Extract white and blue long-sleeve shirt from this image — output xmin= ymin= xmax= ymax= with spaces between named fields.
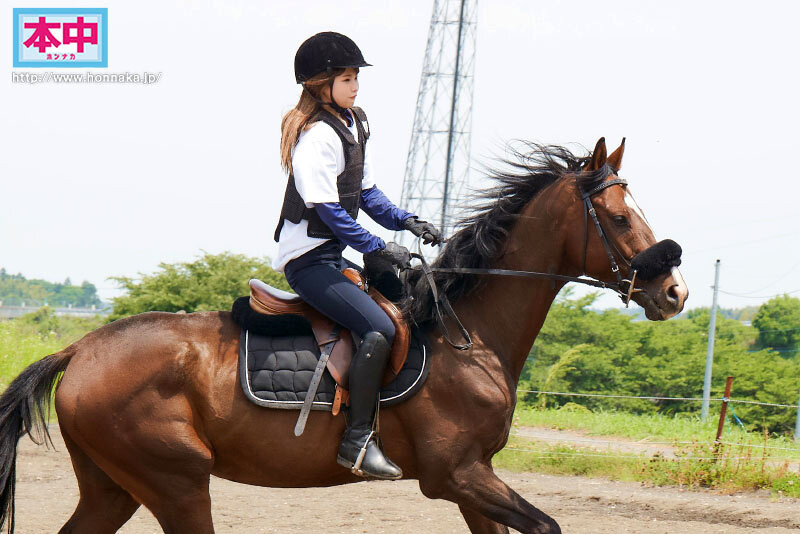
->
xmin=272 ymin=110 xmax=413 ymax=273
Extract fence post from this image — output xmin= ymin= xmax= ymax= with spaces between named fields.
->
xmin=795 ymin=390 xmax=800 ymax=442
xmin=714 ymin=376 xmax=734 ymax=456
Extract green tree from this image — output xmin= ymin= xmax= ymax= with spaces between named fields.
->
xmin=752 ymin=295 xmax=800 ymax=357
xmin=108 ymin=251 xmax=289 ymax=321
xmin=519 ymin=291 xmax=800 ymax=434
xmin=80 ymin=281 xmax=100 ymax=307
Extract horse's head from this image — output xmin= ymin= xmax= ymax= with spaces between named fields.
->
xmin=564 ymin=137 xmax=688 ymax=320
xmin=409 ymin=138 xmax=688 ymax=327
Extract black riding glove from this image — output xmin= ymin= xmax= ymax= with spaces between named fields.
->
xmin=364 ymin=242 xmax=412 ymax=271
xmin=403 ymin=216 xmax=443 ymax=246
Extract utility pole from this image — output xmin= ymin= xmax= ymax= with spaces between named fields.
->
xmin=794 ymin=390 xmax=800 ymax=441
xmin=702 ymin=259 xmax=721 ymax=420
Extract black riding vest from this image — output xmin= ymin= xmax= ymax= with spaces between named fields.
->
xmin=274 ymin=106 xmax=370 ymax=242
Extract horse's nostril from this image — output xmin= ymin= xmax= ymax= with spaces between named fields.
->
xmin=666 ymin=282 xmax=689 ymax=306
xmin=667 ymin=284 xmax=680 ymax=303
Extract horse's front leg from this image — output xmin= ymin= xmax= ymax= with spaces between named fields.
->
xmin=419 ymin=461 xmax=560 ymax=534
xmin=459 ymin=504 xmax=510 ymax=534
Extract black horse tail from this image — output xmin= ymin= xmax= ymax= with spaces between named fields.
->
xmin=0 ymin=346 xmax=74 ymax=533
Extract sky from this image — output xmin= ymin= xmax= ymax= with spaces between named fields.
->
xmin=2 ymin=0 xmax=799 ymax=314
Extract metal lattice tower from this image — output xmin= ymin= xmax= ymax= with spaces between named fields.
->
xmin=395 ymin=0 xmax=478 ymax=250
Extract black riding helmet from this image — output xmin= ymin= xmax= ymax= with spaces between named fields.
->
xmin=294 ymin=32 xmax=372 ymax=84
xmin=295 ymin=32 xmax=371 ymax=122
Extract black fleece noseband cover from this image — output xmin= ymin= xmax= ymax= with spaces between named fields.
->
xmin=630 ymin=239 xmax=682 ymax=281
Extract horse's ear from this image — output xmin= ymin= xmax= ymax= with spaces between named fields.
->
xmin=607 ymin=137 xmax=626 ymax=172
xmin=584 ymin=137 xmax=607 ymax=172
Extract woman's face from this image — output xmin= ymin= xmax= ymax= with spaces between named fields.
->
xmin=326 ymin=68 xmax=359 ymax=108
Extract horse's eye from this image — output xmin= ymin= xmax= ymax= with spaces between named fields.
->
xmin=612 ymin=215 xmax=630 ymax=228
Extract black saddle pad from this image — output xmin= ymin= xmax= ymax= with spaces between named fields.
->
xmin=238 ymin=326 xmax=430 ymax=411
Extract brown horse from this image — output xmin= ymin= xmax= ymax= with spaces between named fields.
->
xmin=0 ymin=138 xmax=687 ymax=533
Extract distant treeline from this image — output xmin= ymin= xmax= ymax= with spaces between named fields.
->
xmin=718 ymin=306 xmax=760 ymax=322
xmin=0 ymin=268 xmax=102 ymax=308
xmin=523 ymin=291 xmax=800 ymax=434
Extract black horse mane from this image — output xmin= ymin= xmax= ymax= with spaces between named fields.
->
xmin=404 ymin=142 xmax=616 ymax=324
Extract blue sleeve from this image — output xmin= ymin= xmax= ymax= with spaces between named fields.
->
xmin=360 ymin=185 xmax=415 ymax=231
xmin=314 ymin=202 xmax=386 ymax=254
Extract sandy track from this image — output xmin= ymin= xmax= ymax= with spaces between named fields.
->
xmin=13 ymin=426 xmax=800 ymax=533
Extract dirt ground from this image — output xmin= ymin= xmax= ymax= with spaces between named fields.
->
xmin=14 ymin=426 xmax=800 ymax=533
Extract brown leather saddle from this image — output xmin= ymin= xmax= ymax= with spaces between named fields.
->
xmin=248 ymin=269 xmax=410 ymax=414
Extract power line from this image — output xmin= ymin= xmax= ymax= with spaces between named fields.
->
xmin=684 ymin=230 xmax=800 ymax=255
xmin=724 ymin=260 xmax=800 ymax=296
xmin=718 ymin=288 xmax=800 ymax=299
xmin=696 ymin=213 xmax=800 ymax=233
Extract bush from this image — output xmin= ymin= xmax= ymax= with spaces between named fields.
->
xmin=108 ymin=251 xmax=290 ymax=321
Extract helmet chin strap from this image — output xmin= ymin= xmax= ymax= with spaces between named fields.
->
xmin=302 ymin=82 xmax=352 ymax=126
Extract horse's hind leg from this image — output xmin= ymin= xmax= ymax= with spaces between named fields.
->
xmin=94 ymin=423 xmax=216 ymax=534
xmin=459 ymin=504 xmax=510 ymax=534
xmin=58 ymin=429 xmax=140 ymax=534
xmin=138 ymin=475 xmax=214 ymax=534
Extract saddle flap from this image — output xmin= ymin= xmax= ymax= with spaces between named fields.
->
xmin=247 ymin=273 xmax=410 ymax=389
xmin=238 ymin=325 xmax=430 ymax=413
xmin=368 ymin=287 xmax=410 ymax=382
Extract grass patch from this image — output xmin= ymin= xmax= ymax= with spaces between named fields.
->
xmin=495 ymin=437 xmax=642 ymax=482
xmin=513 ymin=405 xmax=800 ymax=460
xmin=0 ymin=307 xmax=101 ymax=389
xmin=498 ymin=433 xmax=800 ymax=498
xmin=643 ymin=440 xmax=800 ymax=497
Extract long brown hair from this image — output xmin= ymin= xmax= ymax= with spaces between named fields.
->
xmin=280 ymin=69 xmax=344 ymax=174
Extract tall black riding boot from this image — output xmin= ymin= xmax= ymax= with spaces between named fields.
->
xmin=337 ymin=331 xmax=403 ymax=480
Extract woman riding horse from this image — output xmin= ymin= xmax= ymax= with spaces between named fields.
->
xmin=273 ymin=31 xmax=444 ymax=480
xmin=0 ymin=135 xmax=687 ymax=530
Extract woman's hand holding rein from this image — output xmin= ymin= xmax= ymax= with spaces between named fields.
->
xmin=403 ymin=217 xmax=443 ymax=246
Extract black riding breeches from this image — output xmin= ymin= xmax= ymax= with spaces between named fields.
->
xmin=284 ymin=240 xmax=396 ymax=344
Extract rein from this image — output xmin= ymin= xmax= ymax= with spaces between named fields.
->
xmin=409 ymin=177 xmax=640 ymax=351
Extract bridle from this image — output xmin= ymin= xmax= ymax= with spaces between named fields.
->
xmin=409 ymin=176 xmax=641 ymax=351
xmin=580 ymin=177 xmax=640 ymax=305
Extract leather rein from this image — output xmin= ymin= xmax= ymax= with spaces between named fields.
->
xmin=410 ymin=178 xmax=640 ymax=351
